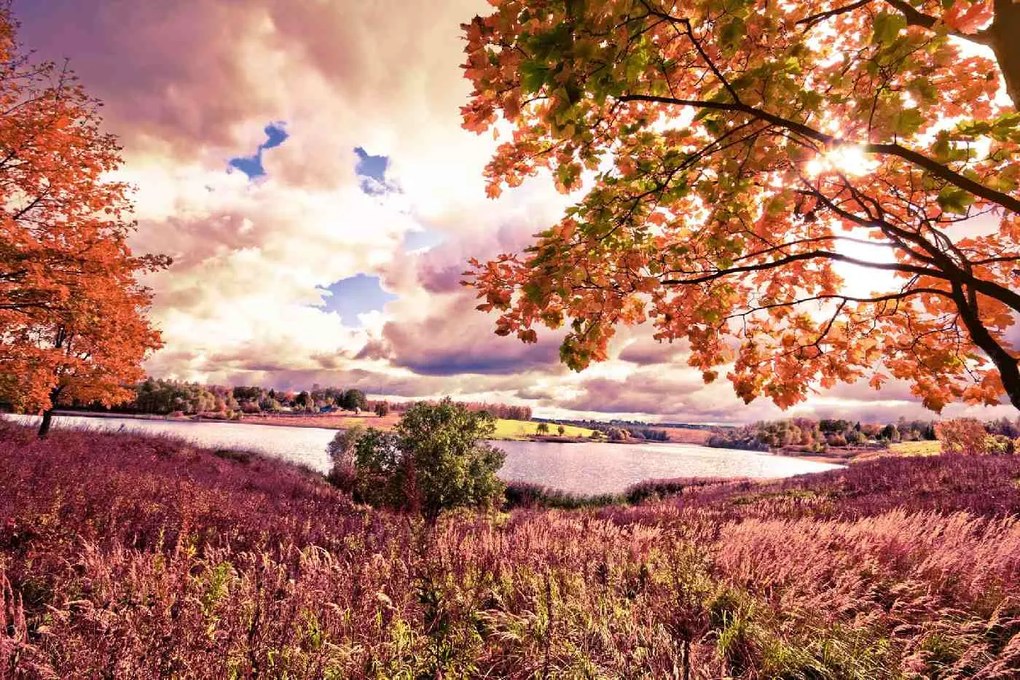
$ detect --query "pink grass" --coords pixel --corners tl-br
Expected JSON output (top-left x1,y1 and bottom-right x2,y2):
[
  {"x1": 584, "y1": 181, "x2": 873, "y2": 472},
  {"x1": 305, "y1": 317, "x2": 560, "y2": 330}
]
[{"x1": 2, "y1": 423, "x2": 1020, "y2": 677}]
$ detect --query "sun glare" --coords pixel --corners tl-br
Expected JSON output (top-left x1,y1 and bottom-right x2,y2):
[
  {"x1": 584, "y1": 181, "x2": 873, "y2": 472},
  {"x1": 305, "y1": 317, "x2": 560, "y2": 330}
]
[{"x1": 805, "y1": 144, "x2": 878, "y2": 178}]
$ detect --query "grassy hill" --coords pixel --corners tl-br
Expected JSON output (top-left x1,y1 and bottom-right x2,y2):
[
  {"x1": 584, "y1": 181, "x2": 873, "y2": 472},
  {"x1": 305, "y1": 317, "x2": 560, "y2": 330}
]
[
  {"x1": 491, "y1": 418, "x2": 596, "y2": 439},
  {"x1": 1, "y1": 423, "x2": 1018, "y2": 678}
]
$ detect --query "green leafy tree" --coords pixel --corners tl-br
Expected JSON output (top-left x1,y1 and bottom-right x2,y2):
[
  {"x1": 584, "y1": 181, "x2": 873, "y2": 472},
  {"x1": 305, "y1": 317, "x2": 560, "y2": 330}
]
[
  {"x1": 295, "y1": 390, "x2": 313, "y2": 411},
  {"x1": 327, "y1": 399, "x2": 506, "y2": 522},
  {"x1": 339, "y1": 389, "x2": 368, "y2": 412}
]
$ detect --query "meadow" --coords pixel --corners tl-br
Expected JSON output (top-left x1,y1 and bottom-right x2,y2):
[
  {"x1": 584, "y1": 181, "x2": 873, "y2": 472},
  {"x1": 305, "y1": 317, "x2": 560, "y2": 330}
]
[
  {"x1": 491, "y1": 419, "x2": 596, "y2": 440},
  {"x1": 2, "y1": 423, "x2": 1019, "y2": 678},
  {"x1": 887, "y1": 440, "x2": 943, "y2": 457}
]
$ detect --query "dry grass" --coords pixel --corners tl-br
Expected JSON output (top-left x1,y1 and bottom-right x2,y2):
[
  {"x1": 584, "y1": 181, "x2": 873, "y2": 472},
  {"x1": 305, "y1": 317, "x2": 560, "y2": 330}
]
[
  {"x1": 661, "y1": 427, "x2": 713, "y2": 445},
  {"x1": 2, "y1": 423, "x2": 1019, "y2": 678},
  {"x1": 236, "y1": 410, "x2": 402, "y2": 430}
]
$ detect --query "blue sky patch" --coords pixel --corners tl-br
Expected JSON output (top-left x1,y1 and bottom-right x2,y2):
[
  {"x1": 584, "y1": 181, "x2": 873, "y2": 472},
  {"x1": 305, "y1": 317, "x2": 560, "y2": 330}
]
[
  {"x1": 228, "y1": 122, "x2": 289, "y2": 180},
  {"x1": 318, "y1": 274, "x2": 398, "y2": 328},
  {"x1": 354, "y1": 146, "x2": 400, "y2": 195}
]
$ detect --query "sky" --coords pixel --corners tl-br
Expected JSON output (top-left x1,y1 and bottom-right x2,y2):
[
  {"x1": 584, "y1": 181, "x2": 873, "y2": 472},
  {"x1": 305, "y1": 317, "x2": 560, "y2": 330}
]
[{"x1": 12, "y1": 0, "x2": 1018, "y2": 424}]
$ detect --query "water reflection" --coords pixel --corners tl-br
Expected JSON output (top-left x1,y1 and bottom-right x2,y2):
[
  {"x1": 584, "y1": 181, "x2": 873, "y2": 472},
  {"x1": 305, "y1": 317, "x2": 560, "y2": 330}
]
[{"x1": 6, "y1": 414, "x2": 841, "y2": 494}]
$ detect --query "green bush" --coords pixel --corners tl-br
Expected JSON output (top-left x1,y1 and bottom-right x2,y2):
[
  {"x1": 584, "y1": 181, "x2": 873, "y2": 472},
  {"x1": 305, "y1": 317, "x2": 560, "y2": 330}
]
[{"x1": 327, "y1": 398, "x2": 505, "y2": 521}]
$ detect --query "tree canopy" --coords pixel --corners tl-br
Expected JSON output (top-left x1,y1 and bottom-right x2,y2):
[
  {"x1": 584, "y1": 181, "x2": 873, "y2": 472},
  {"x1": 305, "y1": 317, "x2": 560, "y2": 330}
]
[
  {"x1": 0, "y1": 9, "x2": 165, "y2": 435},
  {"x1": 463, "y1": 0, "x2": 1020, "y2": 413}
]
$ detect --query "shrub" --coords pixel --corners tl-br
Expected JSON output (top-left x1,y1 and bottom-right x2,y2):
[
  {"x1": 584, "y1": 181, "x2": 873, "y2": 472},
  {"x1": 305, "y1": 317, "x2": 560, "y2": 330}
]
[
  {"x1": 503, "y1": 481, "x2": 621, "y2": 509},
  {"x1": 986, "y1": 434, "x2": 1017, "y2": 455},
  {"x1": 936, "y1": 418, "x2": 992, "y2": 455},
  {"x1": 373, "y1": 401, "x2": 390, "y2": 417},
  {"x1": 327, "y1": 399, "x2": 505, "y2": 522}
]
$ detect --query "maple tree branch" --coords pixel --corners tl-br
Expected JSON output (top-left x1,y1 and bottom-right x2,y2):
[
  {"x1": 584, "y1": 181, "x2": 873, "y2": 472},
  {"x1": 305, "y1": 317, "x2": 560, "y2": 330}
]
[
  {"x1": 660, "y1": 249, "x2": 942, "y2": 286},
  {"x1": 950, "y1": 281, "x2": 1020, "y2": 410},
  {"x1": 803, "y1": 178, "x2": 1020, "y2": 313},
  {"x1": 796, "y1": 0, "x2": 873, "y2": 30},
  {"x1": 727, "y1": 289, "x2": 950, "y2": 322},
  {"x1": 796, "y1": 0, "x2": 994, "y2": 46},
  {"x1": 616, "y1": 93, "x2": 1020, "y2": 215}
]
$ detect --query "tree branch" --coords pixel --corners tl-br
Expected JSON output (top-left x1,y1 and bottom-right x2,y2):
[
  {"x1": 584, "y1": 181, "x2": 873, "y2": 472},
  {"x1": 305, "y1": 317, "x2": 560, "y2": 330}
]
[
  {"x1": 661, "y1": 249, "x2": 943, "y2": 286},
  {"x1": 617, "y1": 93, "x2": 1020, "y2": 215}
]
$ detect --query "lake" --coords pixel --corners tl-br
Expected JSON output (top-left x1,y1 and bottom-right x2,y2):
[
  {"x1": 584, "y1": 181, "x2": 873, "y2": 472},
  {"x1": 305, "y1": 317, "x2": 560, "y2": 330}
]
[{"x1": 5, "y1": 414, "x2": 841, "y2": 494}]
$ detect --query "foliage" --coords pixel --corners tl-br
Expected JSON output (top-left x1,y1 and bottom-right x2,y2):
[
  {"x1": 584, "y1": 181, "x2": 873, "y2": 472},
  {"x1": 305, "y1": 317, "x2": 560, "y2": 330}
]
[
  {"x1": 0, "y1": 8, "x2": 165, "y2": 431},
  {"x1": 4, "y1": 426, "x2": 1020, "y2": 677},
  {"x1": 707, "y1": 416, "x2": 936, "y2": 451},
  {"x1": 135, "y1": 378, "x2": 238, "y2": 415},
  {"x1": 374, "y1": 400, "x2": 390, "y2": 417},
  {"x1": 327, "y1": 399, "x2": 506, "y2": 521},
  {"x1": 338, "y1": 388, "x2": 368, "y2": 412},
  {"x1": 936, "y1": 417, "x2": 996, "y2": 454},
  {"x1": 463, "y1": 0, "x2": 1020, "y2": 413}
]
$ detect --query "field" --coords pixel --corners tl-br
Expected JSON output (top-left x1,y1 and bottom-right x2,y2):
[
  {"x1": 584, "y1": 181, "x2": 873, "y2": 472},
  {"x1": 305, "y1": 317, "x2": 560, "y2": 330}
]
[
  {"x1": 491, "y1": 418, "x2": 596, "y2": 440},
  {"x1": 2, "y1": 423, "x2": 1020, "y2": 678},
  {"x1": 888, "y1": 440, "x2": 943, "y2": 456}
]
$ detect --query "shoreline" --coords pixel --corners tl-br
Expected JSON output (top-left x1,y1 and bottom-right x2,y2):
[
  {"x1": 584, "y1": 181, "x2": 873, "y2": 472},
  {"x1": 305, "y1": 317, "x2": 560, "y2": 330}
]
[
  {"x1": 44, "y1": 411, "x2": 859, "y2": 464},
  {"x1": 47, "y1": 410, "x2": 615, "y2": 444}
]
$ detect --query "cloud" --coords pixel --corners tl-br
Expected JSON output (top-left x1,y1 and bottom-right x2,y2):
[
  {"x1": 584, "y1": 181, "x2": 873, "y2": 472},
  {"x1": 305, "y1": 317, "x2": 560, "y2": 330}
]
[{"x1": 11, "y1": 0, "x2": 1017, "y2": 424}]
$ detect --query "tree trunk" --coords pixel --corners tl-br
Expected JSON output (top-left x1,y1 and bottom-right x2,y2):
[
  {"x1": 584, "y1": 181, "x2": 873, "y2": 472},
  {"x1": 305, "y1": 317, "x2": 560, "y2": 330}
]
[
  {"x1": 37, "y1": 386, "x2": 62, "y2": 438},
  {"x1": 37, "y1": 409, "x2": 54, "y2": 438},
  {"x1": 992, "y1": 0, "x2": 1020, "y2": 109}
]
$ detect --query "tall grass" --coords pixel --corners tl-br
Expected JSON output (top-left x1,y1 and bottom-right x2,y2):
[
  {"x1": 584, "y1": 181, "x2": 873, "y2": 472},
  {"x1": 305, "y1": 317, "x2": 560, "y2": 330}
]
[{"x1": 2, "y1": 423, "x2": 1019, "y2": 677}]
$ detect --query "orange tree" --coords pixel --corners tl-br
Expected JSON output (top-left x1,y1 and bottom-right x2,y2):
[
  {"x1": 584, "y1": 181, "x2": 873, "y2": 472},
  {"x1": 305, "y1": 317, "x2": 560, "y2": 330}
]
[
  {"x1": 463, "y1": 0, "x2": 1020, "y2": 412},
  {"x1": 0, "y1": 9, "x2": 165, "y2": 436}
]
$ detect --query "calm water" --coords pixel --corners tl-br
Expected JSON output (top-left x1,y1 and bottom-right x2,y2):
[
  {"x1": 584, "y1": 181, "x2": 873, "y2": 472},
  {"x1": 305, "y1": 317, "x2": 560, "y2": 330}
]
[{"x1": 7, "y1": 414, "x2": 841, "y2": 494}]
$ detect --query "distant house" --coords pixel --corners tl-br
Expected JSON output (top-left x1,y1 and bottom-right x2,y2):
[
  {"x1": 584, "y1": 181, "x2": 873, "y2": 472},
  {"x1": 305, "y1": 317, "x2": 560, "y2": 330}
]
[{"x1": 319, "y1": 405, "x2": 335, "y2": 414}]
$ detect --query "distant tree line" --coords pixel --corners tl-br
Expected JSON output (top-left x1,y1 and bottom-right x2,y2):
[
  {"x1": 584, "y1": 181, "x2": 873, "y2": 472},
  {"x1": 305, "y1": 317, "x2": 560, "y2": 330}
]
[
  {"x1": 65, "y1": 378, "x2": 534, "y2": 422},
  {"x1": 707, "y1": 418, "x2": 942, "y2": 452},
  {"x1": 453, "y1": 402, "x2": 533, "y2": 421},
  {"x1": 125, "y1": 379, "x2": 371, "y2": 416},
  {"x1": 585, "y1": 423, "x2": 668, "y2": 442}
]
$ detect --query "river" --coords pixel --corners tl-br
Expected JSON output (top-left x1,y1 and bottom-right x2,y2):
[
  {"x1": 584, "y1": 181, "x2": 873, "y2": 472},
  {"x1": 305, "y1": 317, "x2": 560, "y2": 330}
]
[{"x1": 5, "y1": 414, "x2": 841, "y2": 494}]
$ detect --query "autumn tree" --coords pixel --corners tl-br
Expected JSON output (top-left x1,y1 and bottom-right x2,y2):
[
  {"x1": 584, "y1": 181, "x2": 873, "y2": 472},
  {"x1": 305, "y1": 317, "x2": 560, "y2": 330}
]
[
  {"x1": 935, "y1": 417, "x2": 992, "y2": 453},
  {"x1": 463, "y1": 0, "x2": 1020, "y2": 413},
  {"x1": 0, "y1": 8, "x2": 165, "y2": 436}
]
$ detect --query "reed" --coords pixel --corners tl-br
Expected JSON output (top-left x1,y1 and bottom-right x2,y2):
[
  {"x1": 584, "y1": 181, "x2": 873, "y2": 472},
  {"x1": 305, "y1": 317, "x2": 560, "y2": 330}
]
[{"x1": 2, "y1": 423, "x2": 1019, "y2": 678}]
